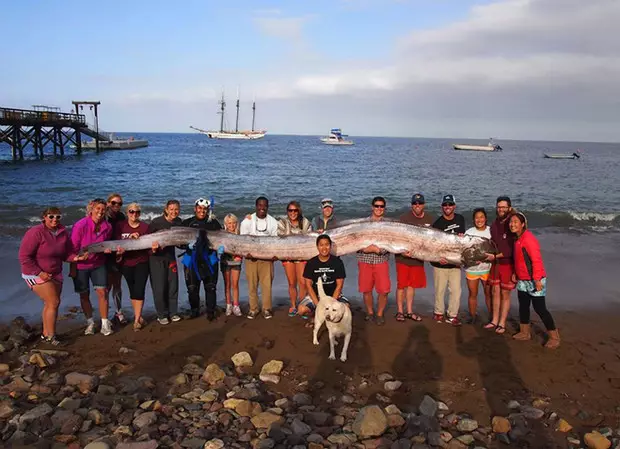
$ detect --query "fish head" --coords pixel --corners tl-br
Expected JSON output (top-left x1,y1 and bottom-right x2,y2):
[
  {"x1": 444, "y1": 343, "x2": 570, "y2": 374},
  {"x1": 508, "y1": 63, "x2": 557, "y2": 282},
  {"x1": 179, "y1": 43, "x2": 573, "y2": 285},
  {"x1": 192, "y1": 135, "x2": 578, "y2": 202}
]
[{"x1": 462, "y1": 238, "x2": 496, "y2": 267}]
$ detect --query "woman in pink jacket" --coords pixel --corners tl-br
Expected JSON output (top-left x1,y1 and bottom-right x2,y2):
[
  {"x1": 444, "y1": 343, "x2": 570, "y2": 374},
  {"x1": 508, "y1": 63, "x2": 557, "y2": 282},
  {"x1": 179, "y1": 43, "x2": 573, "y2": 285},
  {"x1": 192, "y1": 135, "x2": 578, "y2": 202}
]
[
  {"x1": 19, "y1": 207, "x2": 87, "y2": 345},
  {"x1": 70, "y1": 198, "x2": 114, "y2": 337},
  {"x1": 509, "y1": 212, "x2": 559, "y2": 349}
]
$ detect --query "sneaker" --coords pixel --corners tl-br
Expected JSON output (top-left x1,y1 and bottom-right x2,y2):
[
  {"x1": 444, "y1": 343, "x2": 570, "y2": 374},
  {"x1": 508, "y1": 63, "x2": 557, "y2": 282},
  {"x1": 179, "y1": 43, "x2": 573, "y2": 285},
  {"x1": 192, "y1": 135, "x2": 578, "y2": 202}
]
[
  {"x1": 84, "y1": 321, "x2": 95, "y2": 335},
  {"x1": 40, "y1": 335, "x2": 63, "y2": 346},
  {"x1": 158, "y1": 317, "x2": 170, "y2": 325},
  {"x1": 206, "y1": 311, "x2": 216, "y2": 322},
  {"x1": 115, "y1": 310, "x2": 127, "y2": 324},
  {"x1": 233, "y1": 305, "x2": 242, "y2": 317},
  {"x1": 433, "y1": 313, "x2": 444, "y2": 323},
  {"x1": 189, "y1": 309, "x2": 200, "y2": 319},
  {"x1": 226, "y1": 304, "x2": 233, "y2": 316},
  {"x1": 100, "y1": 320, "x2": 114, "y2": 336},
  {"x1": 445, "y1": 316, "x2": 462, "y2": 326},
  {"x1": 171, "y1": 314, "x2": 182, "y2": 322},
  {"x1": 247, "y1": 310, "x2": 259, "y2": 320},
  {"x1": 288, "y1": 307, "x2": 297, "y2": 317},
  {"x1": 263, "y1": 309, "x2": 273, "y2": 320}
]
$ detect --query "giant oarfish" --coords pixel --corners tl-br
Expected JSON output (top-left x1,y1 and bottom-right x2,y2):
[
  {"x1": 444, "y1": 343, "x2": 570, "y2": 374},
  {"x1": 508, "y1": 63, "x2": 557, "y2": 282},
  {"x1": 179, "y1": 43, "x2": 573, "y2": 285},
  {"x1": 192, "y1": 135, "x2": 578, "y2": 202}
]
[{"x1": 84, "y1": 222, "x2": 494, "y2": 267}]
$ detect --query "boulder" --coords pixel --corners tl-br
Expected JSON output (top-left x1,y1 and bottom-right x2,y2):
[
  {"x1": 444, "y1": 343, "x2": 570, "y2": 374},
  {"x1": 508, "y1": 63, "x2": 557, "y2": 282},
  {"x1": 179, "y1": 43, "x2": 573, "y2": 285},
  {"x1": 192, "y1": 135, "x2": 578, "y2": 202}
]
[{"x1": 352, "y1": 405, "x2": 388, "y2": 438}]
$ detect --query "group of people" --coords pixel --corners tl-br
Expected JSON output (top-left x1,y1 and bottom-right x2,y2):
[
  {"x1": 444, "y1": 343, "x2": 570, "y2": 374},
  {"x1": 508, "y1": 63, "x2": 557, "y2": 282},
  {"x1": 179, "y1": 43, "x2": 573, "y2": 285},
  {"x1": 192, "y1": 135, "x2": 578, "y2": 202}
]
[{"x1": 18, "y1": 192, "x2": 559, "y2": 349}]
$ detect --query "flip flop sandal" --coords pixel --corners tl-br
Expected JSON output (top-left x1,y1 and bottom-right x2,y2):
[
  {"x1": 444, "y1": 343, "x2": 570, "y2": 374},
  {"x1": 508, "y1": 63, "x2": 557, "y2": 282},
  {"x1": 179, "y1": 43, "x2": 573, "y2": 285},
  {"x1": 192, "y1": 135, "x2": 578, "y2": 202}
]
[
  {"x1": 365, "y1": 313, "x2": 375, "y2": 322},
  {"x1": 484, "y1": 322, "x2": 498, "y2": 329},
  {"x1": 395, "y1": 312, "x2": 406, "y2": 322},
  {"x1": 495, "y1": 325, "x2": 506, "y2": 334},
  {"x1": 376, "y1": 316, "x2": 386, "y2": 326},
  {"x1": 405, "y1": 313, "x2": 423, "y2": 322}
]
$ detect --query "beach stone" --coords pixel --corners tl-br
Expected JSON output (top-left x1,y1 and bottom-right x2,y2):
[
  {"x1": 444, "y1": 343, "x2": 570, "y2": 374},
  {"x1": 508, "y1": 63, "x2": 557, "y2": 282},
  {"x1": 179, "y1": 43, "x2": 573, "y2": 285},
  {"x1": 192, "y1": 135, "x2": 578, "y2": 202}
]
[
  {"x1": 293, "y1": 393, "x2": 313, "y2": 406},
  {"x1": 391, "y1": 438, "x2": 412, "y2": 449},
  {"x1": 231, "y1": 351, "x2": 254, "y2": 368},
  {"x1": 585, "y1": 431, "x2": 611, "y2": 449},
  {"x1": 0, "y1": 363, "x2": 10, "y2": 373},
  {"x1": 353, "y1": 405, "x2": 388, "y2": 438},
  {"x1": 456, "y1": 418, "x2": 478, "y2": 432},
  {"x1": 180, "y1": 438, "x2": 207, "y2": 449},
  {"x1": 378, "y1": 372, "x2": 394, "y2": 382},
  {"x1": 259, "y1": 374, "x2": 280, "y2": 384},
  {"x1": 60, "y1": 414, "x2": 83, "y2": 434},
  {"x1": 387, "y1": 414, "x2": 406, "y2": 428},
  {"x1": 202, "y1": 364, "x2": 225, "y2": 385},
  {"x1": 133, "y1": 411, "x2": 158, "y2": 429},
  {"x1": 521, "y1": 406, "x2": 545, "y2": 420},
  {"x1": 556, "y1": 419, "x2": 573, "y2": 432},
  {"x1": 182, "y1": 363, "x2": 203, "y2": 376},
  {"x1": 446, "y1": 439, "x2": 468, "y2": 449},
  {"x1": 117, "y1": 442, "x2": 158, "y2": 449},
  {"x1": 84, "y1": 443, "x2": 112, "y2": 449},
  {"x1": 258, "y1": 439, "x2": 275, "y2": 449},
  {"x1": 291, "y1": 418, "x2": 312, "y2": 435},
  {"x1": 457, "y1": 435, "x2": 475, "y2": 445},
  {"x1": 0, "y1": 401, "x2": 16, "y2": 419},
  {"x1": 58, "y1": 397, "x2": 82, "y2": 410},
  {"x1": 507, "y1": 400, "x2": 521, "y2": 410},
  {"x1": 260, "y1": 360, "x2": 284, "y2": 376},
  {"x1": 19, "y1": 402, "x2": 53, "y2": 424},
  {"x1": 251, "y1": 412, "x2": 285, "y2": 429},
  {"x1": 492, "y1": 416, "x2": 511, "y2": 433},
  {"x1": 327, "y1": 432, "x2": 358, "y2": 444},
  {"x1": 65, "y1": 372, "x2": 98, "y2": 393},
  {"x1": 204, "y1": 438, "x2": 225, "y2": 449},
  {"x1": 419, "y1": 395, "x2": 438, "y2": 417},
  {"x1": 384, "y1": 381, "x2": 402, "y2": 392}
]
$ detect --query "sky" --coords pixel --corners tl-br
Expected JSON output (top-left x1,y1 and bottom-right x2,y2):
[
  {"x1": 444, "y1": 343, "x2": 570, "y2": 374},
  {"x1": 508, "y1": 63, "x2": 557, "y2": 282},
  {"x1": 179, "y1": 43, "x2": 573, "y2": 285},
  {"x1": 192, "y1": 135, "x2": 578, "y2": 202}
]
[{"x1": 2, "y1": 0, "x2": 619, "y2": 141}]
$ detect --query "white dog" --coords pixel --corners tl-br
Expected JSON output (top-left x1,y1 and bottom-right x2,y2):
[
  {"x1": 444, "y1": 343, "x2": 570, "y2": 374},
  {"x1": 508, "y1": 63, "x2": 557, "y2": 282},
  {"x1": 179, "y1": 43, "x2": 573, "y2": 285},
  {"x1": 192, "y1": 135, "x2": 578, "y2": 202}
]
[{"x1": 312, "y1": 277, "x2": 352, "y2": 362}]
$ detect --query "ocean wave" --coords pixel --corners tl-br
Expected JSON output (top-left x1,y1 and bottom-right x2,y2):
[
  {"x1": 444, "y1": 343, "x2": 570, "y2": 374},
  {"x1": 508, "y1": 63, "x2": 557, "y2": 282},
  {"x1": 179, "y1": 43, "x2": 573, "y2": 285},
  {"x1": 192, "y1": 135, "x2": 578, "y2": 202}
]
[{"x1": 567, "y1": 211, "x2": 619, "y2": 223}]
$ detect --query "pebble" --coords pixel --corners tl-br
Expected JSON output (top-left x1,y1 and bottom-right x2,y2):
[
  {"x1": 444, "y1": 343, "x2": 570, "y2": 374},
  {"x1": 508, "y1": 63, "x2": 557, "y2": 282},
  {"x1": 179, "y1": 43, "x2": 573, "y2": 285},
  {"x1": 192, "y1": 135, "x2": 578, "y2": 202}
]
[
  {"x1": 584, "y1": 431, "x2": 612, "y2": 449},
  {"x1": 419, "y1": 395, "x2": 438, "y2": 417},
  {"x1": 84, "y1": 443, "x2": 111, "y2": 449},
  {"x1": 260, "y1": 360, "x2": 284, "y2": 376},
  {"x1": 521, "y1": 406, "x2": 545, "y2": 420},
  {"x1": 352, "y1": 405, "x2": 388, "y2": 438},
  {"x1": 231, "y1": 351, "x2": 254, "y2": 368},
  {"x1": 259, "y1": 374, "x2": 280, "y2": 384},
  {"x1": 204, "y1": 439, "x2": 225, "y2": 449},
  {"x1": 556, "y1": 419, "x2": 573, "y2": 432},
  {"x1": 202, "y1": 364, "x2": 225, "y2": 385},
  {"x1": 492, "y1": 416, "x2": 511, "y2": 433},
  {"x1": 456, "y1": 418, "x2": 478, "y2": 432},
  {"x1": 384, "y1": 380, "x2": 402, "y2": 392}
]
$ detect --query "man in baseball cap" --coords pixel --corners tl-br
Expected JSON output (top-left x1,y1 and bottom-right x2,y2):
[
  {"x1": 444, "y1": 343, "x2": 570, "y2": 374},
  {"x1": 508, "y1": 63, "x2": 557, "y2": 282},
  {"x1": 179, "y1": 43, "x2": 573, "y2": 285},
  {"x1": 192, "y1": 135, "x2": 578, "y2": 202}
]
[{"x1": 312, "y1": 198, "x2": 340, "y2": 232}]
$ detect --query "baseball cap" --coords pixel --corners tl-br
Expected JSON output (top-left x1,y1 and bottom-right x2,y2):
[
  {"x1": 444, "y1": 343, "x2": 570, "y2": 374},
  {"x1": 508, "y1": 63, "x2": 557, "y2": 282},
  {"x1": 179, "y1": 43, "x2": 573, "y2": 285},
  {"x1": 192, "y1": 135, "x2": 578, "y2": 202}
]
[
  {"x1": 321, "y1": 198, "x2": 334, "y2": 208},
  {"x1": 441, "y1": 194, "x2": 456, "y2": 206},
  {"x1": 411, "y1": 193, "x2": 425, "y2": 204}
]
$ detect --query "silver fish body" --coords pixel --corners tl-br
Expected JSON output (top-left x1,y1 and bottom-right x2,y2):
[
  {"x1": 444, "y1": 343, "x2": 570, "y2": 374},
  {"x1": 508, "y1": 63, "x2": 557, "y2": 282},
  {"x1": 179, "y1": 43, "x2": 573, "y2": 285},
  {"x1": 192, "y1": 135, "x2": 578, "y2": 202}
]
[{"x1": 84, "y1": 228, "x2": 199, "y2": 254}]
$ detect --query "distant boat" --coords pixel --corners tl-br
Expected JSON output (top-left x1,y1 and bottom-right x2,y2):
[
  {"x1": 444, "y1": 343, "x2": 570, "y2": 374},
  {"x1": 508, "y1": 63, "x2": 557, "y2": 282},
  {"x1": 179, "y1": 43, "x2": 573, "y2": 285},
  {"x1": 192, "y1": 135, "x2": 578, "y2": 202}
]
[
  {"x1": 320, "y1": 128, "x2": 354, "y2": 146},
  {"x1": 544, "y1": 151, "x2": 581, "y2": 160},
  {"x1": 78, "y1": 134, "x2": 149, "y2": 150},
  {"x1": 191, "y1": 90, "x2": 266, "y2": 140},
  {"x1": 453, "y1": 138, "x2": 502, "y2": 152}
]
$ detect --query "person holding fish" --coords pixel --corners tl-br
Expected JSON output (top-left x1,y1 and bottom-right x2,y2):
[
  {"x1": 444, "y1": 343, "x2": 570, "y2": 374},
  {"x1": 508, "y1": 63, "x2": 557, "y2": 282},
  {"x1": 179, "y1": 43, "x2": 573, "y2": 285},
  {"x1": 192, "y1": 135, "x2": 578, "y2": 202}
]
[{"x1": 312, "y1": 198, "x2": 340, "y2": 232}]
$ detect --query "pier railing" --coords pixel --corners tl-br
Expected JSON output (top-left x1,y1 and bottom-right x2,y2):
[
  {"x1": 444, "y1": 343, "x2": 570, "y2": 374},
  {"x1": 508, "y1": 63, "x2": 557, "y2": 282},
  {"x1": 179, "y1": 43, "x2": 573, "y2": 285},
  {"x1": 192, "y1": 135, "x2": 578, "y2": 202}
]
[{"x1": 0, "y1": 107, "x2": 86, "y2": 126}]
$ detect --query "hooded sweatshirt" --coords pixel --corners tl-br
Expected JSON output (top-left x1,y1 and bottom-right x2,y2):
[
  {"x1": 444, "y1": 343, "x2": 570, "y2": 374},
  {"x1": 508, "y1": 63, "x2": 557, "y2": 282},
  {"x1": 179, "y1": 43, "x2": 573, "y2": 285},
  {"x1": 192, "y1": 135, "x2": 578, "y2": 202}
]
[
  {"x1": 19, "y1": 224, "x2": 73, "y2": 276},
  {"x1": 70, "y1": 216, "x2": 113, "y2": 270},
  {"x1": 514, "y1": 229, "x2": 546, "y2": 281}
]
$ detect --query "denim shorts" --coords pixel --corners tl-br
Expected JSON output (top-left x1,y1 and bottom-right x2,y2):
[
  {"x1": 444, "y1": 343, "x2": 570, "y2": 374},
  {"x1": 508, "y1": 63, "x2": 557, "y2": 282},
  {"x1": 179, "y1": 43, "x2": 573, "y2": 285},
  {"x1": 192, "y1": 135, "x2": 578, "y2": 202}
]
[{"x1": 73, "y1": 265, "x2": 107, "y2": 294}]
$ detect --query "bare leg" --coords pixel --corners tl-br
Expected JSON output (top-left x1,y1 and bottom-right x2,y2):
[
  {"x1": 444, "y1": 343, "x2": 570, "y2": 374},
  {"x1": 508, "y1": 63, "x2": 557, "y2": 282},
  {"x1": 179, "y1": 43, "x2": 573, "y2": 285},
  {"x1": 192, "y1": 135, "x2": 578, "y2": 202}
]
[
  {"x1": 396, "y1": 289, "x2": 405, "y2": 314},
  {"x1": 132, "y1": 299, "x2": 144, "y2": 324},
  {"x1": 467, "y1": 278, "x2": 479, "y2": 317},
  {"x1": 231, "y1": 270, "x2": 240, "y2": 306},
  {"x1": 491, "y1": 284, "x2": 500, "y2": 325},
  {"x1": 296, "y1": 262, "x2": 307, "y2": 300},
  {"x1": 80, "y1": 292, "x2": 93, "y2": 319},
  {"x1": 95, "y1": 288, "x2": 109, "y2": 320},
  {"x1": 483, "y1": 281, "x2": 492, "y2": 316},
  {"x1": 363, "y1": 292, "x2": 374, "y2": 315},
  {"x1": 283, "y1": 262, "x2": 298, "y2": 309},
  {"x1": 377, "y1": 293, "x2": 388, "y2": 317},
  {"x1": 223, "y1": 270, "x2": 232, "y2": 305},
  {"x1": 33, "y1": 282, "x2": 61, "y2": 337},
  {"x1": 498, "y1": 289, "x2": 512, "y2": 328},
  {"x1": 405, "y1": 287, "x2": 415, "y2": 315}
]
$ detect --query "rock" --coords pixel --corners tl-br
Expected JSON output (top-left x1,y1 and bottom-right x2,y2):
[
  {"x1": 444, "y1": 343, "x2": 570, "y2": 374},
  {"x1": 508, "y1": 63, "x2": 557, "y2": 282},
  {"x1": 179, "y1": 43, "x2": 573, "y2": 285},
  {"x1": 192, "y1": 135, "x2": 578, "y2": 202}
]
[
  {"x1": 497, "y1": 433, "x2": 511, "y2": 444},
  {"x1": 87, "y1": 408, "x2": 104, "y2": 425},
  {"x1": 19, "y1": 402, "x2": 54, "y2": 423},
  {"x1": 457, "y1": 434, "x2": 475, "y2": 445},
  {"x1": 65, "y1": 372, "x2": 98, "y2": 393},
  {"x1": 118, "y1": 346, "x2": 137, "y2": 355},
  {"x1": 259, "y1": 374, "x2": 280, "y2": 384},
  {"x1": 327, "y1": 432, "x2": 358, "y2": 444},
  {"x1": 116, "y1": 442, "x2": 159, "y2": 449},
  {"x1": 293, "y1": 393, "x2": 313, "y2": 406},
  {"x1": 180, "y1": 438, "x2": 207, "y2": 449},
  {"x1": 204, "y1": 439, "x2": 225, "y2": 449},
  {"x1": 556, "y1": 419, "x2": 573, "y2": 432},
  {"x1": 521, "y1": 406, "x2": 545, "y2": 420},
  {"x1": 584, "y1": 431, "x2": 611, "y2": 449},
  {"x1": 507, "y1": 400, "x2": 521, "y2": 410},
  {"x1": 352, "y1": 405, "x2": 388, "y2": 438},
  {"x1": 391, "y1": 438, "x2": 412, "y2": 449},
  {"x1": 291, "y1": 418, "x2": 312, "y2": 435},
  {"x1": 492, "y1": 416, "x2": 511, "y2": 433},
  {"x1": 231, "y1": 351, "x2": 254, "y2": 368},
  {"x1": 251, "y1": 412, "x2": 285, "y2": 429},
  {"x1": 532, "y1": 398, "x2": 550, "y2": 409},
  {"x1": 60, "y1": 414, "x2": 84, "y2": 434},
  {"x1": 341, "y1": 394, "x2": 355, "y2": 404},
  {"x1": 58, "y1": 397, "x2": 82, "y2": 410},
  {"x1": 202, "y1": 364, "x2": 225, "y2": 385},
  {"x1": 384, "y1": 381, "x2": 402, "y2": 392},
  {"x1": 84, "y1": 443, "x2": 112, "y2": 449},
  {"x1": 0, "y1": 363, "x2": 9, "y2": 373},
  {"x1": 427, "y1": 432, "x2": 446, "y2": 446},
  {"x1": 387, "y1": 414, "x2": 406, "y2": 428},
  {"x1": 172, "y1": 373, "x2": 189, "y2": 385},
  {"x1": 456, "y1": 418, "x2": 478, "y2": 432},
  {"x1": 260, "y1": 360, "x2": 284, "y2": 376},
  {"x1": 181, "y1": 363, "x2": 203, "y2": 376},
  {"x1": 258, "y1": 439, "x2": 275, "y2": 449},
  {"x1": 446, "y1": 439, "x2": 468, "y2": 449},
  {"x1": 378, "y1": 372, "x2": 394, "y2": 382},
  {"x1": 0, "y1": 401, "x2": 16, "y2": 419},
  {"x1": 419, "y1": 395, "x2": 438, "y2": 417},
  {"x1": 305, "y1": 411, "x2": 330, "y2": 426},
  {"x1": 132, "y1": 411, "x2": 158, "y2": 429}
]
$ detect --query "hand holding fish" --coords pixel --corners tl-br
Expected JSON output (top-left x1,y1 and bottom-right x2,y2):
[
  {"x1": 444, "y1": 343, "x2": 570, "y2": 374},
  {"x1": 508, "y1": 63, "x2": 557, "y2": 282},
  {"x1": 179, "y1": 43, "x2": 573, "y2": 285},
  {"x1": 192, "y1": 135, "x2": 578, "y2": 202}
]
[
  {"x1": 151, "y1": 241, "x2": 159, "y2": 253},
  {"x1": 439, "y1": 257, "x2": 448, "y2": 265},
  {"x1": 74, "y1": 252, "x2": 89, "y2": 262},
  {"x1": 129, "y1": 232, "x2": 140, "y2": 239}
]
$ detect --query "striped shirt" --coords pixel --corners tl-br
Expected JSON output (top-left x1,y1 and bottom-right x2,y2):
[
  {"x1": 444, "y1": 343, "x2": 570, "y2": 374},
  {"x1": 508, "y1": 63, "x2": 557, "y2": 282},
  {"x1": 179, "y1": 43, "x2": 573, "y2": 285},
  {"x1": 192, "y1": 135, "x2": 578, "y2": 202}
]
[{"x1": 356, "y1": 216, "x2": 390, "y2": 265}]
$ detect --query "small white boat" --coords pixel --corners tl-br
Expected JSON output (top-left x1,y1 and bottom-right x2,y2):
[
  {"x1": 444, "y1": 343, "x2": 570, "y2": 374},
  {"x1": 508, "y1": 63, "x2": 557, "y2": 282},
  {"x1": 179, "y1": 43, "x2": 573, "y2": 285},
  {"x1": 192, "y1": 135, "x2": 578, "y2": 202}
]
[
  {"x1": 453, "y1": 139, "x2": 502, "y2": 152},
  {"x1": 321, "y1": 128, "x2": 354, "y2": 146},
  {"x1": 79, "y1": 134, "x2": 149, "y2": 150},
  {"x1": 544, "y1": 152, "x2": 581, "y2": 160}
]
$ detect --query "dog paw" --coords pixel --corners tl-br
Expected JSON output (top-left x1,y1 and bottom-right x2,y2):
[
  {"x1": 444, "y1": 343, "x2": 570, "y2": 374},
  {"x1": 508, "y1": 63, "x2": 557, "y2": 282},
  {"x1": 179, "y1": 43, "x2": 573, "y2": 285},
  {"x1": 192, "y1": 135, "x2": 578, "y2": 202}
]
[
  {"x1": 328, "y1": 354, "x2": 336, "y2": 360},
  {"x1": 313, "y1": 340, "x2": 319, "y2": 346},
  {"x1": 340, "y1": 356, "x2": 347, "y2": 362}
]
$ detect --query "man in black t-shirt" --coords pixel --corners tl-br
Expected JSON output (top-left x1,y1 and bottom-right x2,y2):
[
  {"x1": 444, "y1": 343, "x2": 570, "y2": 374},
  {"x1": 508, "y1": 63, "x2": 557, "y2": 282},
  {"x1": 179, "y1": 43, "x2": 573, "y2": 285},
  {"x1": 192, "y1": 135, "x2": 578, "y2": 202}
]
[
  {"x1": 431, "y1": 194, "x2": 466, "y2": 326},
  {"x1": 299, "y1": 235, "x2": 346, "y2": 317}
]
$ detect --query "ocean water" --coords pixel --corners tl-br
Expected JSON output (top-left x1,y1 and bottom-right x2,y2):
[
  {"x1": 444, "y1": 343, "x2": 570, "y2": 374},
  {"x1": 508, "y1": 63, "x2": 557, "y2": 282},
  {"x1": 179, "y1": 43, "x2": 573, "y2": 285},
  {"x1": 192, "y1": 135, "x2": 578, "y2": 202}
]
[{"x1": 1, "y1": 134, "x2": 618, "y2": 319}]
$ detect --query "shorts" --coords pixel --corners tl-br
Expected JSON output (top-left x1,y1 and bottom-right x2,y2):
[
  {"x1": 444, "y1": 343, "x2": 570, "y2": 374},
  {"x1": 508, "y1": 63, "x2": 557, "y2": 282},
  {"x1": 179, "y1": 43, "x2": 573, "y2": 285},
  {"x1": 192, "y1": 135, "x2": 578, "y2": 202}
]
[
  {"x1": 120, "y1": 262, "x2": 149, "y2": 300},
  {"x1": 282, "y1": 260, "x2": 305, "y2": 265},
  {"x1": 221, "y1": 264, "x2": 242, "y2": 273},
  {"x1": 396, "y1": 263, "x2": 426, "y2": 289},
  {"x1": 488, "y1": 263, "x2": 515, "y2": 290},
  {"x1": 23, "y1": 273, "x2": 63, "y2": 289},
  {"x1": 299, "y1": 295, "x2": 350, "y2": 312},
  {"x1": 358, "y1": 262, "x2": 391, "y2": 294},
  {"x1": 465, "y1": 271, "x2": 490, "y2": 282},
  {"x1": 73, "y1": 265, "x2": 107, "y2": 294}
]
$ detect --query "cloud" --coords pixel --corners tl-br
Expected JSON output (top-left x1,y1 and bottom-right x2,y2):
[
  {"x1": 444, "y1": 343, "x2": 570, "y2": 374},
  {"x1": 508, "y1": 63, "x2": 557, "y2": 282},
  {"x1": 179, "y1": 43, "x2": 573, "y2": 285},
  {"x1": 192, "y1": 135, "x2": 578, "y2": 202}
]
[{"x1": 252, "y1": 12, "x2": 313, "y2": 42}]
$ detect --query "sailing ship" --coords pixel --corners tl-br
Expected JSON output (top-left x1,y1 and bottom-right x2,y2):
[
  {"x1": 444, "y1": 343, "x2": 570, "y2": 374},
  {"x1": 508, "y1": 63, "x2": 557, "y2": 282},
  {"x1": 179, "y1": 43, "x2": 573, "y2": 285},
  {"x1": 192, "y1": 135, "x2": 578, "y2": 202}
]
[
  {"x1": 453, "y1": 138, "x2": 502, "y2": 152},
  {"x1": 190, "y1": 90, "x2": 266, "y2": 140},
  {"x1": 320, "y1": 128, "x2": 354, "y2": 146}
]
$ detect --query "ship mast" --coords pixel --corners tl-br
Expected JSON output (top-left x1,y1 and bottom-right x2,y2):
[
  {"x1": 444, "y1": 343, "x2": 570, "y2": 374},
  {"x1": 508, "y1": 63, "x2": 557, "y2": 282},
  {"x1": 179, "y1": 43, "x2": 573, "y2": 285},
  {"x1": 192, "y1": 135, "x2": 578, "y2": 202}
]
[
  {"x1": 235, "y1": 87, "x2": 240, "y2": 133},
  {"x1": 218, "y1": 91, "x2": 226, "y2": 133},
  {"x1": 251, "y1": 95, "x2": 256, "y2": 132}
]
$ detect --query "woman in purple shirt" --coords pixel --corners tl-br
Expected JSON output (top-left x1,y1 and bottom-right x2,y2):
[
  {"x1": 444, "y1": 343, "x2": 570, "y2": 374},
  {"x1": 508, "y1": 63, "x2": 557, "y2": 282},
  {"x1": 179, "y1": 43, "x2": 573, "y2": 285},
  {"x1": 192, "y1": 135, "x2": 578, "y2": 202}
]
[
  {"x1": 19, "y1": 207, "x2": 87, "y2": 345},
  {"x1": 70, "y1": 198, "x2": 114, "y2": 337}
]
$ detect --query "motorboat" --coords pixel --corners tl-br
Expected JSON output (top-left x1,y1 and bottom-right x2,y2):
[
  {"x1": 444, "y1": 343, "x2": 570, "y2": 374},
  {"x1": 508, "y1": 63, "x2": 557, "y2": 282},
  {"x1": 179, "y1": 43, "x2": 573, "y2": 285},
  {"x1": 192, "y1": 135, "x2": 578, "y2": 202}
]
[
  {"x1": 320, "y1": 128, "x2": 354, "y2": 146},
  {"x1": 453, "y1": 139, "x2": 502, "y2": 152}
]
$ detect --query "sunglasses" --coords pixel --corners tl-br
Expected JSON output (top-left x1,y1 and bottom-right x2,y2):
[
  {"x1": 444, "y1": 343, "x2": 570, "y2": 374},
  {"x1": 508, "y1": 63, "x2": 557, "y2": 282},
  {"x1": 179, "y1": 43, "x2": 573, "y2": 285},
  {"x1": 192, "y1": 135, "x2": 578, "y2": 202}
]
[
  {"x1": 442, "y1": 203, "x2": 455, "y2": 207},
  {"x1": 287, "y1": 208, "x2": 299, "y2": 213},
  {"x1": 110, "y1": 201, "x2": 123, "y2": 206},
  {"x1": 373, "y1": 204, "x2": 386, "y2": 209},
  {"x1": 47, "y1": 214, "x2": 62, "y2": 220},
  {"x1": 412, "y1": 202, "x2": 424, "y2": 206},
  {"x1": 128, "y1": 210, "x2": 141, "y2": 215}
]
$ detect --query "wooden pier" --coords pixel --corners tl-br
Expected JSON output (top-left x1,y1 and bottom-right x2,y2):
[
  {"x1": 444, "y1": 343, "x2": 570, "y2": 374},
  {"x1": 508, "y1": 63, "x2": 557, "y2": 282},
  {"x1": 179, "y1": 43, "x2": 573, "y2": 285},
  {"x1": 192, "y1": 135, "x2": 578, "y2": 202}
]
[{"x1": 0, "y1": 102, "x2": 111, "y2": 161}]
